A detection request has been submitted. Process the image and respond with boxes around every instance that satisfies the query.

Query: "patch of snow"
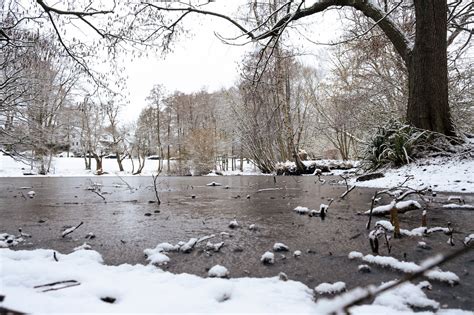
[294,206,310,214]
[205,241,224,252]
[375,220,449,237]
[0,233,24,248]
[145,251,170,266]
[464,234,474,245]
[320,204,329,212]
[197,234,216,243]
[180,238,198,253]
[357,254,459,285]
[315,282,346,294]
[206,181,222,187]
[372,281,439,311]
[208,265,229,278]
[365,200,421,215]
[348,251,363,260]
[73,243,91,251]
[443,204,474,209]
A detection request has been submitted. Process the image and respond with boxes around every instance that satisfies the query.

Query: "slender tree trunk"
[115,152,124,172]
[407,1,455,136]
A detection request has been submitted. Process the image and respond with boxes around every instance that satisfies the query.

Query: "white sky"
[120,1,344,122]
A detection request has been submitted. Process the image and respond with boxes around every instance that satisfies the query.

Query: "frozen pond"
[1,176,473,309]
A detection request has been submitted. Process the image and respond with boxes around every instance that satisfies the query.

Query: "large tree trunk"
[407,1,455,136]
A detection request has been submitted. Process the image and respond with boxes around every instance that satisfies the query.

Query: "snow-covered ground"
[351,157,474,193]
[0,155,261,177]
[1,248,471,314]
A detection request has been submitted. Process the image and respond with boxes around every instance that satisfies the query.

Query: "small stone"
[358,264,371,273]
[144,213,152,216]
[293,250,302,257]
[191,195,196,199]
[154,210,160,213]
[232,246,244,253]
[100,297,116,304]
[279,272,288,281]
[417,241,431,250]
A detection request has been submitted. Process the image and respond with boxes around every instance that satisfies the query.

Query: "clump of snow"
[273,242,289,252]
[447,196,463,203]
[442,204,474,209]
[228,219,239,229]
[0,233,24,248]
[261,251,275,264]
[27,190,35,198]
[206,181,222,187]
[464,234,474,245]
[155,242,181,252]
[143,243,174,266]
[365,200,421,215]
[293,206,310,214]
[351,157,474,193]
[315,282,346,294]
[208,265,229,278]
[205,241,224,252]
[248,224,257,231]
[73,243,91,251]
[355,254,460,285]
[320,204,329,212]
[372,281,439,311]
[197,234,215,243]
[375,220,449,237]
[18,228,31,238]
[348,251,363,260]
[293,250,302,258]
[180,238,198,253]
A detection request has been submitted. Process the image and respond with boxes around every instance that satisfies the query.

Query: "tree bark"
[407,1,455,136]
[115,152,124,172]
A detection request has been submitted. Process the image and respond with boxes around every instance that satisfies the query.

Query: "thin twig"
[61,221,84,238]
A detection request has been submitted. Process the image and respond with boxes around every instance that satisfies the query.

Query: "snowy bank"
[352,157,474,193]
[0,248,470,314]
[0,155,261,177]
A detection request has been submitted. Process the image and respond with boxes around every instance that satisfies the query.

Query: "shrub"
[362,120,432,170]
